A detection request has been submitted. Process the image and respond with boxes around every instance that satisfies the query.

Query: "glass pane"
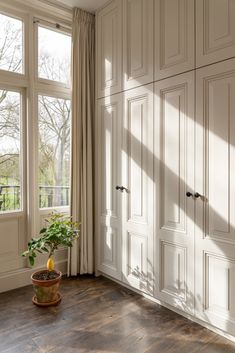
[0,13,23,73]
[38,95,71,208]
[0,90,21,212]
[38,26,71,85]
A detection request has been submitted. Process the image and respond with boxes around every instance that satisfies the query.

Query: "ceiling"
[49,0,108,12]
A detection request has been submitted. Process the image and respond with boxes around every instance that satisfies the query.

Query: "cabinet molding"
[122,84,154,294]
[96,94,123,279]
[96,0,122,98]
[195,58,235,336]
[196,0,235,67]
[154,0,195,80]
[154,72,195,314]
[123,0,154,90]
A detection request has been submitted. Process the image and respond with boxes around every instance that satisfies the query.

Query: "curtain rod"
[33,17,71,32]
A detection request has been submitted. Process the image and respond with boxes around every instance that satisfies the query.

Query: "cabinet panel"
[96,94,122,279]
[196,0,235,67]
[155,0,194,80]
[195,59,235,336]
[97,0,122,98]
[154,72,195,314]
[123,0,153,90]
[122,84,154,294]
[0,214,26,273]
[160,240,186,300]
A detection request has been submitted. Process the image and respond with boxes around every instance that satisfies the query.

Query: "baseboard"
[100,271,235,343]
[0,259,67,293]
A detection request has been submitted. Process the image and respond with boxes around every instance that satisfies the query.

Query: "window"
[38,95,71,208]
[38,25,71,85]
[0,10,71,215]
[0,3,72,277]
[0,13,23,73]
[0,89,22,211]
[37,22,71,209]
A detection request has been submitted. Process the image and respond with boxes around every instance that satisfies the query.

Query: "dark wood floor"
[0,276,235,353]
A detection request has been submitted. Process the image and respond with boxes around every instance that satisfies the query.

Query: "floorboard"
[0,276,235,353]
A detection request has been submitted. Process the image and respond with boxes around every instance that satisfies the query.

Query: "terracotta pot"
[31,269,62,305]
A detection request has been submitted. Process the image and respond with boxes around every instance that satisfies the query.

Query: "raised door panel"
[0,214,26,274]
[195,58,235,336]
[97,0,122,98]
[154,72,195,314]
[196,0,235,67]
[122,84,154,294]
[96,94,122,279]
[155,0,194,80]
[123,0,153,90]
[160,241,187,300]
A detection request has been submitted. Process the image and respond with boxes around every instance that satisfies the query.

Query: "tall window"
[0,13,23,73]
[0,11,24,213]
[38,95,71,208]
[0,90,22,212]
[37,23,71,209]
[0,4,72,276]
[38,26,71,85]
[0,12,72,214]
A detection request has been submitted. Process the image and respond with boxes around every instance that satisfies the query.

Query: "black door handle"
[186,191,193,197]
[194,192,201,198]
[116,186,128,193]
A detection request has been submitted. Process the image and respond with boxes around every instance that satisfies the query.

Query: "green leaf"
[21,212,80,267]
[29,256,35,266]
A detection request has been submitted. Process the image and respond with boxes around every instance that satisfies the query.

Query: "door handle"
[194,192,201,198]
[186,191,193,198]
[115,186,128,193]
[186,191,202,199]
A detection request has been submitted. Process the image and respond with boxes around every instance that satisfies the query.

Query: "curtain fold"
[68,8,95,276]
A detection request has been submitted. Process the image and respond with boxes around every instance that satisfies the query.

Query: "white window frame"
[0,85,26,216]
[0,2,72,241]
[35,19,72,90]
[0,5,29,82]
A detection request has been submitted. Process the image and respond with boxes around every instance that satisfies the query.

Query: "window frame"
[0,6,29,79]
[0,3,72,240]
[36,89,71,212]
[0,84,26,215]
[35,18,72,90]
[34,18,71,213]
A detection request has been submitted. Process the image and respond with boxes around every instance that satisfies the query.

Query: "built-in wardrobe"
[95,0,235,338]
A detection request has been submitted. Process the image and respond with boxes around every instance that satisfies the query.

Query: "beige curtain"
[68,8,95,276]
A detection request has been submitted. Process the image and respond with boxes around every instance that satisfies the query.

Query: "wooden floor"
[0,276,235,353]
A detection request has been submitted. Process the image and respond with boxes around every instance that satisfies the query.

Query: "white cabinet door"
[154,72,195,314]
[96,94,123,280]
[154,0,194,81]
[122,84,154,295]
[123,0,153,90]
[195,59,235,336]
[196,0,235,67]
[96,0,122,98]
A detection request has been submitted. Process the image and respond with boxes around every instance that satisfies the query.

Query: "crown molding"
[0,0,72,24]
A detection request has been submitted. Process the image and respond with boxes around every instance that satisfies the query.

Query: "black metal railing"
[39,185,70,208]
[0,185,70,211]
[0,185,20,211]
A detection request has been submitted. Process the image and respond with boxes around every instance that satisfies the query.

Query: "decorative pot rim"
[31,269,62,287]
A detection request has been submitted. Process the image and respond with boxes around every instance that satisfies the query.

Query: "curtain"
[68,8,95,276]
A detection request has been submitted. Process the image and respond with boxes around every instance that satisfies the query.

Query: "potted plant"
[22,212,80,307]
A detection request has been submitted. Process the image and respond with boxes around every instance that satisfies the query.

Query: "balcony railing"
[0,185,70,211]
